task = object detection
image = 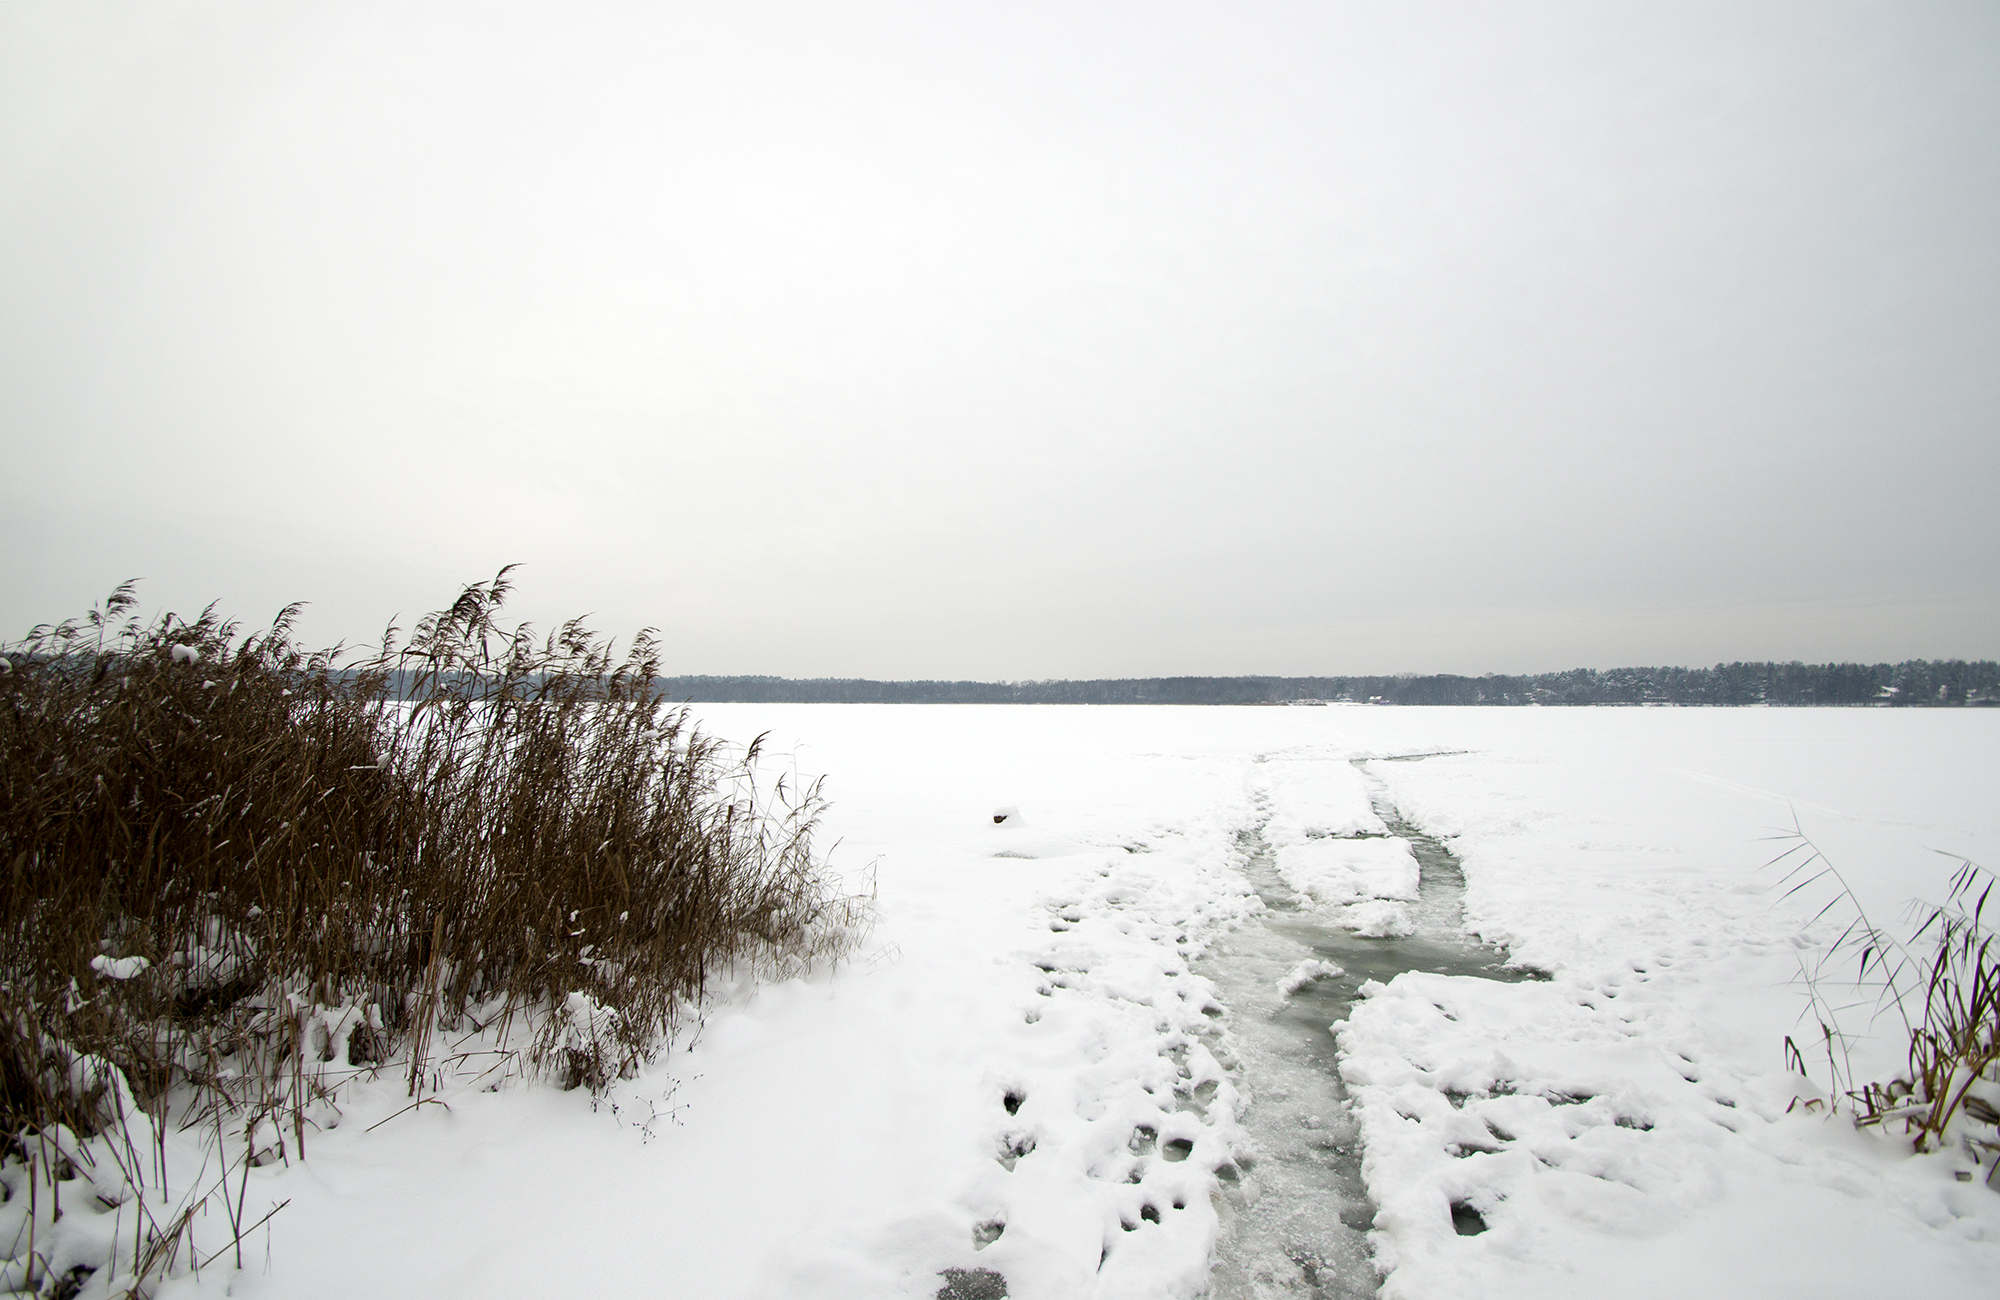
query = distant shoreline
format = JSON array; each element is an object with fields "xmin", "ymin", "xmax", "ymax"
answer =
[{"xmin": 651, "ymin": 660, "xmax": 2000, "ymax": 707}]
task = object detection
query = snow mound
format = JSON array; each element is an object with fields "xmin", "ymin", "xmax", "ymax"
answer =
[
  {"xmin": 1333, "ymin": 900, "xmax": 1415, "ymax": 937},
  {"xmin": 1274, "ymin": 837, "xmax": 1419, "ymax": 907},
  {"xmin": 1259, "ymin": 757, "xmax": 1386, "ymax": 846}
]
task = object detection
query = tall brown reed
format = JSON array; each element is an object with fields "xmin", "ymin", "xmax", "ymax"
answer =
[{"xmin": 1, "ymin": 570, "xmax": 863, "ymax": 1140}]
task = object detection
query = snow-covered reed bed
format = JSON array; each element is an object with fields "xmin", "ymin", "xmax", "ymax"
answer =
[{"xmin": 0, "ymin": 571, "xmax": 864, "ymax": 1297}]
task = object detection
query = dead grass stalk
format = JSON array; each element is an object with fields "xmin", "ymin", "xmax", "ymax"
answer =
[{"xmin": 1774, "ymin": 831, "xmax": 2000, "ymax": 1162}]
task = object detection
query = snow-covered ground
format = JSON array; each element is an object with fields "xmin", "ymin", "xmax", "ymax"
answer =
[{"xmin": 38, "ymin": 705, "xmax": 1996, "ymax": 1299}]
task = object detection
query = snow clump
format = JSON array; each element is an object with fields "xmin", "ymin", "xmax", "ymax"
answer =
[
  {"xmin": 89, "ymin": 954, "xmax": 150, "ymax": 980},
  {"xmin": 1275, "ymin": 837, "xmax": 1419, "ymax": 907},
  {"xmin": 1276, "ymin": 958, "xmax": 1345, "ymax": 997},
  {"xmin": 1333, "ymin": 900, "xmax": 1416, "ymax": 937}
]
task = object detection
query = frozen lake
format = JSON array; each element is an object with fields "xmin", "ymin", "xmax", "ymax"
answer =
[{"xmin": 236, "ymin": 704, "xmax": 1997, "ymax": 1299}]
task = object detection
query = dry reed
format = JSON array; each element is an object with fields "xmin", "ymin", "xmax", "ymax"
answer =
[
  {"xmin": 1, "ymin": 568, "xmax": 864, "ymax": 1145},
  {"xmin": 1775, "ymin": 832, "xmax": 2000, "ymax": 1165}
]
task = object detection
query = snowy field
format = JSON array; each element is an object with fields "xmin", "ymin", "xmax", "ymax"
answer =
[{"xmin": 87, "ymin": 705, "xmax": 1998, "ymax": 1299}]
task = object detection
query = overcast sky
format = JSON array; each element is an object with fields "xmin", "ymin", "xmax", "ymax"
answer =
[{"xmin": 3, "ymin": 1, "xmax": 1995, "ymax": 678}]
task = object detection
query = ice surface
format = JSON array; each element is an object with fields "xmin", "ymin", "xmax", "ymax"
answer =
[{"xmin": 119, "ymin": 705, "xmax": 1999, "ymax": 1300}]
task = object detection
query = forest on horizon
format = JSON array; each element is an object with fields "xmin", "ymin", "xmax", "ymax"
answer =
[{"xmin": 649, "ymin": 660, "xmax": 2000, "ymax": 707}]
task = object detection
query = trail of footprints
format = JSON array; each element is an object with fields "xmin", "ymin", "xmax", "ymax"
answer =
[
  {"xmin": 1384, "ymin": 969, "xmax": 1761, "ymax": 1240},
  {"xmin": 953, "ymin": 848, "xmax": 1260, "ymax": 1291}
]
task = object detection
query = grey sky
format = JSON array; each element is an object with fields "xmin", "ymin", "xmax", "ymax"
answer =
[{"xmin": 3, "ymin": 1, "xmax": 1996, "ymax": 677}]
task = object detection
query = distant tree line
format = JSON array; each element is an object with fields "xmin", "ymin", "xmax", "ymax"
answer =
[{"xmin": 653, "ymin": 661, "xmax": 2000, "ymax": 707}]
